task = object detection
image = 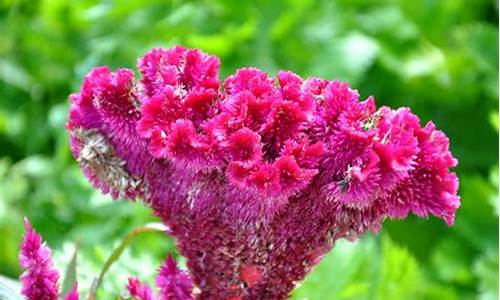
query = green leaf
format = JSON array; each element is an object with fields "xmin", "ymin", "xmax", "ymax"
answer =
[
  {"xmin": 61, "ymin": 243, "xmax": 79, "ymax": 298},
  {"xmin": 488, "ymin": 111, "xmax": 499, "ymax": 132},
  {"xmin": 375, "ymin": 235, "xmax": 423, "ymax": 300},
  {"xmin": 291, "ymin": 237, "xmax": 377, "ymax": 300},
  {"xmin": 474, "ymin": 250, "xmax": 499, "ymax": 300},
  {"xmin": 431, "ymin": 237, "xmax": 474, "ymax": 285},
  {"xmin": 0, "ymin": 59, "xmax": 33, "ymax": 92},
  {"xmin": 310, "ymin": 32, "xmax": 379, "ymax": 84},
  {"xmin": 455, "ymin": 174, "xmax": 498, "ymax": 251}
]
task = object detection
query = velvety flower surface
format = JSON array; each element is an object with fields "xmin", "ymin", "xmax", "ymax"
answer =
[
  {"xmin": 66, "ymin": 45, "xmax": 460, "ymax": 299},
  {"xmin": 157, "ymin": 256, "xmax": 194, "ymax": 300},
  {"xmin": 127, "ymin": 278, "xmax": 154, "ymax": 300},
  {"xmin": 19, "ymin": 219, "xmax": 60, "ymax": 300}
]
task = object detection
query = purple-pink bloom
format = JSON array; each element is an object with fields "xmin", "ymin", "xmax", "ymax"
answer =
[
  {"xmin": 127, "ymin": 278, "xmax": 154, "ymax": 300},
  {"xmin": 66, "ymin": 45, "xmax": 460, "ymax": 299},
  {"xmin": 156, "ymin": 256, "xmax": 193, "ymax": 300},
  {"xmin": 19, "ymin": 218, "xmax": 60, "ymax": 300}
]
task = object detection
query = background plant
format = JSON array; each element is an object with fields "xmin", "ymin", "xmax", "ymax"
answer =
[{"xmin": 0, "ymin": 0, "xmax": 498, "ymax": 299}]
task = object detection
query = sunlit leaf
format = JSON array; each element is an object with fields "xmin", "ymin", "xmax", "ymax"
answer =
[{"xmin": 61, "ymin": 243, "xmax": 79, "ymax": 298}]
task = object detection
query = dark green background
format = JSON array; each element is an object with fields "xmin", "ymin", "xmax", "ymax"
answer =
[{"xmin": 0, "ymin": 0, "xmax": 498, "ymax": 299}]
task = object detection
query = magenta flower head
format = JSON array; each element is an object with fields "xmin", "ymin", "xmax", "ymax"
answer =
[
  {"xmin": 67, "ymin": 45, "xmax": 460, "ymax": 299},
  {"xmin": 127, "ymin": 278, "xmax": 154, "ymax": 300},
  {"xmin": 19, "ymin": 218, "xmax": 61, "ymax": 300},
  {"xmin": 156, "ymin": 256, "xmax": 194, "ymax": 300},
  {"xmin": 19, "ymin": 219, "xmax": 81, "ymax": 300},
  {"xmin": 126, "ymin": 256, "xmax": 193, "ymax": 300}
]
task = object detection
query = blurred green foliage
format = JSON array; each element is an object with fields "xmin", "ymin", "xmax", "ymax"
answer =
[{"xmin": 0, "ymin": 0, "xmax": 498, "ymax": 299}]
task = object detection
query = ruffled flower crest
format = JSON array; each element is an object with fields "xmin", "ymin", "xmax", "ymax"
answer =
[{"xmin": 60, "ymin": 45, "xmax": 460, "ymax": 299}]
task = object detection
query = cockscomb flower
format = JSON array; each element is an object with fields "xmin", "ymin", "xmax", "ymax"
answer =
[
  {"xmin": 156, "ymin": 256, "xmax": 194, "ymax": 300},
  {"xmin": 19, "ymin": 219, "xmax": 80, "ymax": 300},
  {"xmin": 19, "ymin": 219, "xmax": 60, "ymax": 300},
  {"xmin": 65, "ymin": 45, "xmax": 460, "ymax": 299},
  {"xmin": 125, "ymin": 256, "xmax": 193, "ymax": 300},
  {"xmin": 127, "ymin": 278, "xmax": 155, "ymax": 300}
]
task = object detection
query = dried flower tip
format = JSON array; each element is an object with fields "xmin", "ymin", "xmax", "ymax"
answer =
[{"xmin": 73, "ymin": 128, "xmax": 146, "ymax": 199}]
